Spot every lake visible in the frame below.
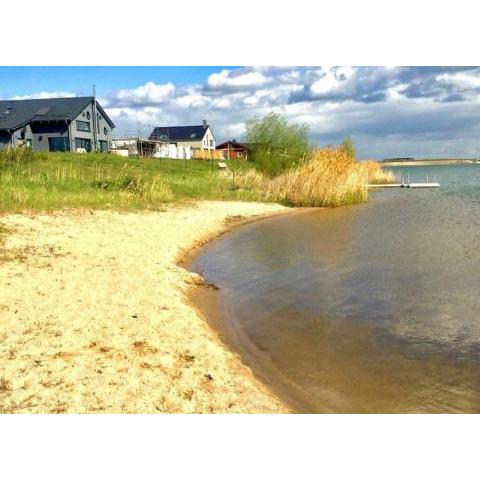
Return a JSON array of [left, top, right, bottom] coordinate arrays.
[[190, 164, 480, 412]]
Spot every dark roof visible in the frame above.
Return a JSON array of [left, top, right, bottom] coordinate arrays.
[[216, 140, 248, 150], [149, 125, 211, 142], [0, 96, 115, 131]]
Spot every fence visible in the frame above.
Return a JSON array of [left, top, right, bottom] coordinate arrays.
[[154, 144, 192, 160], [192, 149, 225, 161]]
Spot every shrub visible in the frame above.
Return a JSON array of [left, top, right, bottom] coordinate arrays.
[[244, 112, 311, 176]]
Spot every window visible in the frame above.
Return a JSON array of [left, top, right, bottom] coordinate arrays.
[[86, 111, 91, 120], [76, 120, 91, 132], [48, 137, 69, 152], [75, 137, 91, 152], [104, 127, 108, 135], [99, 140, 109, 152], [209, 139, 214, 147]]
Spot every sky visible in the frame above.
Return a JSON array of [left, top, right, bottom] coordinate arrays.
[[2, 66, 480, 159]]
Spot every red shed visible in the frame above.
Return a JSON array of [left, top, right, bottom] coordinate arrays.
[[216, 139, 249, 159]]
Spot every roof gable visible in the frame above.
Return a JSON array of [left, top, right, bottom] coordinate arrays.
[[149, 125, 210, 142], [0, 97, 115, 131], [216, 140, 247, 150]]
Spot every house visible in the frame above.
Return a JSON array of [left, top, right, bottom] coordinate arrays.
[[0, 96, 115, 153], [149, 120, 215, 151], [216, 139, 249, 159]]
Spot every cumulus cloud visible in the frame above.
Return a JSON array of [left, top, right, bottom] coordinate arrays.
[[115, 81, 175, 106], [12, 91, 76, 100], [54, 66, 480, 158], [207, 69, 268, 89]]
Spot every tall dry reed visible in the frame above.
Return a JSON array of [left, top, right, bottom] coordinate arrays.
[[224, 148, 395, 207], [359, 160, 396, 184]]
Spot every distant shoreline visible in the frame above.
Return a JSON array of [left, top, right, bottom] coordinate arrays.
[[382, 159, 478, 166]]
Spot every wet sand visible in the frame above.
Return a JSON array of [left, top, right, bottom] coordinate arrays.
[[0, 201, 290, 413], [186, 211, 323, 413]]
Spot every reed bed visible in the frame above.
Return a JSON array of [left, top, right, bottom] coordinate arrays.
[[359, 160, 397, 184], [222, 148, 395, 207]]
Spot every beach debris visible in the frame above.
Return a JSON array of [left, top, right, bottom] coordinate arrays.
[[205, 281, 219, 290], [0, 377, 11, 393], [52, 350, 79, 360], [183, 388, 194, 401], [224, 214, 246, 225], [186, 273, 205, 286], [132, 341, 158, 355], [178, 352, 195, 366]]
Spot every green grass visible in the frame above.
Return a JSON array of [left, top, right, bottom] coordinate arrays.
[[0, 147, 393, 213], [0, 150, 264, 213]]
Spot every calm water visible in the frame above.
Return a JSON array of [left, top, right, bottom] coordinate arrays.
[[192, 165, 480, 412]]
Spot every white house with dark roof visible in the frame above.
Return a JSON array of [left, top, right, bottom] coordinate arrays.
[[0, 96, 115, 153], [149, 120, 216, 151]]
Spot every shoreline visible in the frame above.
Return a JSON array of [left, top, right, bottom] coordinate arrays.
[[0, 201, 292, 413], [383, 160, 476, 166], [183, 208, 323, 414]]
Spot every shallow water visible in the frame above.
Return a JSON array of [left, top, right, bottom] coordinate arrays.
[[191, 165, 480, 412]]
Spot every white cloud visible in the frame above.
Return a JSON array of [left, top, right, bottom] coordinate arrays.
[[91, 66, 480, 158], [436, 71, 480, 89], [208, 69, 268, 88], [310, 67, 356, 96], [211, 98, 231, 109], [12, 91, 76, 100], [176, 91, 209, 108], [310, 73, 340, 95], [243, 95, 259, 105], [116, 81, 175, 105]]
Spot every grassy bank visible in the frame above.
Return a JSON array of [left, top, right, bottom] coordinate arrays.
[[0, 147, 394, 212]]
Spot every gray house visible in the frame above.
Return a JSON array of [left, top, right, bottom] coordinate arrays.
[[0, 96, 115, 153]]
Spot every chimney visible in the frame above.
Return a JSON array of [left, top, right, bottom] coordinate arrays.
[[203, 119, 207, 128]]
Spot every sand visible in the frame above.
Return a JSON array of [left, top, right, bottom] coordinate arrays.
[[0, 201, 290, 413]]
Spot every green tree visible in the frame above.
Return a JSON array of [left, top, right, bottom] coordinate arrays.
[[244, 112, 311, 176], [340, 137, 356, 159]]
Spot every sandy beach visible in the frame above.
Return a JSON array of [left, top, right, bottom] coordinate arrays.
[[0, 201, 290, 413]]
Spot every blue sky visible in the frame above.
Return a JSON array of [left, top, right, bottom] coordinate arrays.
[[2, 66, 480, 159], [0, 67, 232, 97]]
